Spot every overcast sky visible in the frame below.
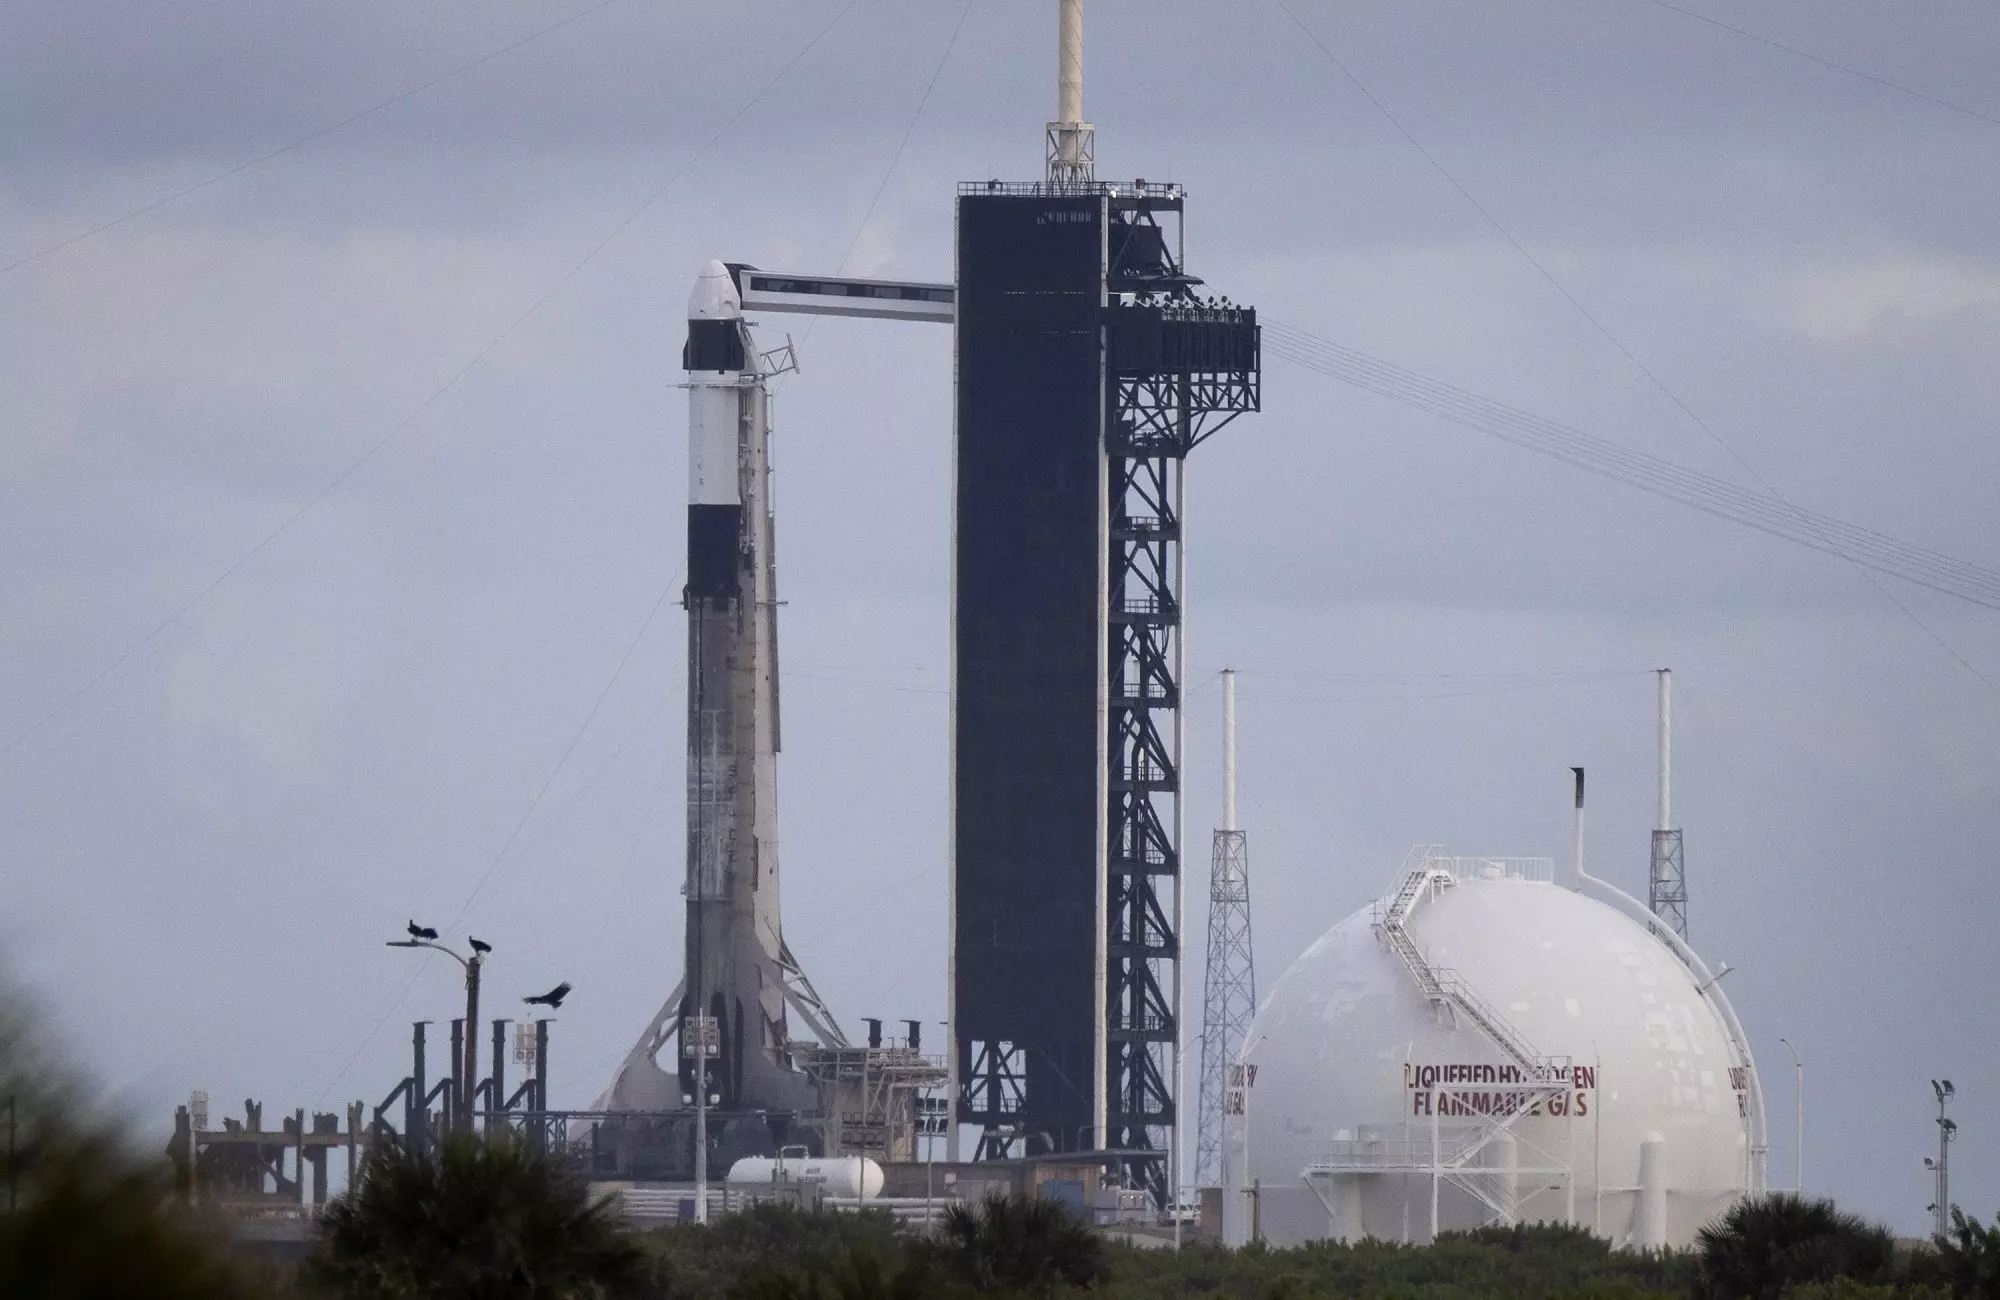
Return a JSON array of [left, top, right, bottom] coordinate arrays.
[[3, 0, 1997, 1233]]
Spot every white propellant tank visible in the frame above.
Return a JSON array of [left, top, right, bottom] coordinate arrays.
[[1223, 850, 1760, 1250], [725, 1154, 885, 1202]]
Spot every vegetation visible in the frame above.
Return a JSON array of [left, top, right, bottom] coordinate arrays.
[[0, 978, 270, 1299], [639, 1201, 912, 1298], [1087, 1220, 1697, 1299], [1694, 1193, 1898, 1300], [0, 985, 1989, 1300], [1925, 1207, 2000, 1298], [936, 1192, 1108, 1293], [306, 1133, 644, 1299]]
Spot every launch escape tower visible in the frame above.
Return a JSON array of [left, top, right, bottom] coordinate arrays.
[[1194, 669, 1256, 1191], [952, 0, 1260, 1204]]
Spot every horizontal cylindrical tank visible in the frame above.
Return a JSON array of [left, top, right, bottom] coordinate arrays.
[[725, 1155, 885, 1201]]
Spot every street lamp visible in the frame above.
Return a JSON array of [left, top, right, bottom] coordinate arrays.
[[1778, 1038, 1802, 1193], [387, 930, 488, 1133], [1928, 1080, 1956, 1239], [682, 1013, 719, 1224]]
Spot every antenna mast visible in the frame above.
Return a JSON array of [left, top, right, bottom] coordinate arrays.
[[1046, 0, 1095, 189], [1649, 669, 1689, 937], [1196, 670, 1257, 1191]]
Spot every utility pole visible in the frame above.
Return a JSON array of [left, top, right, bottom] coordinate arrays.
[[461, 958, 482, 1131]]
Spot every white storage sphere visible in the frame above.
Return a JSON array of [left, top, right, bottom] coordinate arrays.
[[1224, 858, 1751, 1249]]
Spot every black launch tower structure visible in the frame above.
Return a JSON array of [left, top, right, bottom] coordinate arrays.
[[952, 177, 1259, 1204]]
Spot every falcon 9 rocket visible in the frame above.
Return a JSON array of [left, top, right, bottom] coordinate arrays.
[[603, 262, 844, 1117]]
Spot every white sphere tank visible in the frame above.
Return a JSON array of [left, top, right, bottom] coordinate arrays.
[[1224, 855, 1754, 1250], [725, 1155, 884, 1201]]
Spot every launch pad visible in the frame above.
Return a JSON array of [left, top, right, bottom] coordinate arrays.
[[596, 0, 1260, 1208]]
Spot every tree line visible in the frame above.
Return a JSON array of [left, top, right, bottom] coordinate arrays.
[[4, 987, 1998, 1299]]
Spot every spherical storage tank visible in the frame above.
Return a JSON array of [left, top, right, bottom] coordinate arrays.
[[1224, 851, 1760, 1250]]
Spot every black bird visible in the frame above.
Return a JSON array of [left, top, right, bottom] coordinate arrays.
[[407, 920, 438, 941], [468, 936, 492, 955], [523, 982, 571, 1009]]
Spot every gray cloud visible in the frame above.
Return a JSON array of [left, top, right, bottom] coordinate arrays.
[[2, 0, 1996, 1233]]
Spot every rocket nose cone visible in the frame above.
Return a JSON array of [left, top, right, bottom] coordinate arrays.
[[688, 259, 741, 321]]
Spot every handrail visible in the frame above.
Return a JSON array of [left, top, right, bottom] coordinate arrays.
[[1376, 853, 1564, 1082], [1570, 868, 1767, 1192]]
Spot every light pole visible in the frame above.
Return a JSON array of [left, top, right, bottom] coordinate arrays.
[[387, 934, 486, 1133], [1779, 1038, 1802, 1192], [924, 1018, 946, 1233], [1927, 1080, 1956, 1238], [685, 1013, 717, 1224]]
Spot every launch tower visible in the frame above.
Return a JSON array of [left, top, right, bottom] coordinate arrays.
[[951, 0, 1260, 1204]]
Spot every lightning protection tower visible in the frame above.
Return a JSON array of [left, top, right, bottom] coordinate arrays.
[[1195, 668, 1255, 1191], [1650, 668, 1688, 938]]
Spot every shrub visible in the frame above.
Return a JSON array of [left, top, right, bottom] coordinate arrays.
[[306, 1132, 642, 1299], [1695, 1193, 1897, 1300]]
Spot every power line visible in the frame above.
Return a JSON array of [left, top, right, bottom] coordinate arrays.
[[0, 0, 863, 764], [834, 0, 975, 276], [1646, 1, 2000, 130], [1261, 321, 2000, 612], [445, 581, 679, 928], [313, 571, 677, 1106], [3, 0, 636, 277], [801, 0, 975, 352], [1267, 2, 2000, 692]]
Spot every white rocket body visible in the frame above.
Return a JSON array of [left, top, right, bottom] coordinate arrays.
[[602, 260, 815, 1115]]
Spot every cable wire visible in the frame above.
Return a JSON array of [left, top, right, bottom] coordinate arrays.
[[1646, 1, 2000, 130], [313, 572, 677, 1106], [3, 0, 635, 276], [0, 0, 862, 764], [834, 0, 974, 277], [799, 0, 975, 351], [1267, 2, 2000, 690], [1260, 321, 2000, 612]]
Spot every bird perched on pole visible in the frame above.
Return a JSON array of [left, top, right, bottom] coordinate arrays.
[[468, 937, 492, 955], [407, 920, 439, 941], [523, 982, 571, 1009]]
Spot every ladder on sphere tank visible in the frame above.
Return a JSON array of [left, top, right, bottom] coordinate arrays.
[[1319, 849, 1576, 1225]]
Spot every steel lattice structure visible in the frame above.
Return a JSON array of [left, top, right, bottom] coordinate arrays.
[[1649, 670, 1688, 940], [1195, 822, 1254, 1189], [1194, 668, 1255, 1190], [1650, 829, 1687, 939], [1103, 275, 1259, 1203]]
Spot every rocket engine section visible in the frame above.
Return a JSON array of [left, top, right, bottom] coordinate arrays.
[[674, 261, 816, 1114]]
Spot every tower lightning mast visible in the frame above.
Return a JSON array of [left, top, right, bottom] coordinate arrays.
[[1196, 670, 1257, 1191], [1649, 669, 1688, 938]]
